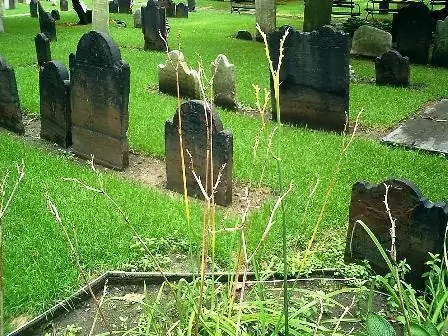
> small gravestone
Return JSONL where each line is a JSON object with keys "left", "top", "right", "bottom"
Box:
{"left": 51, "top": 9, "right": 60, "bottom": 20}
{"left": 142, "top": 0, "right": 168, "bottom": 51}
{"left": 60, "top": 0, "right": 68, "bottom": 11}
{"left": 212, "top": 54, "right": 237, "bottom": 110}
{"left": 158, "top": 50, "right": 201, "bottom": 99}
{"left": 35, "top": 33, "right": 51, "bottom": 66}
{"left": 40, "top": 61, "right": 71, "bottom": 148}
{"left": 0, "top": 56, "right": 24, "bottom": 135}
{"left": 159, "top": 0, "right": 175, "bottom": 17}
{"left": 345, "top": 179, "right": 448, "bottom": 289}
{"left": 268, "top": 25, "right": 349, "bottom": 132}
{"left": 236, "top": 30, "right": 253, "bottom": 41}
{"left": 393, "top": 3, "right": 432, "bottom": 64}
{"left": 431, "top": 17, "right": 448, "bottom": 67}
{"left": 30, "top": 0, "right": 38, "bottom": 17}
{"left": 109, "top": 0, "right": 118, "bottom": 12}
{"left": 38, "top": 2, "right": 57, "bottom": 41}
{"left": 118, "top": 0, "right": 131, "bottom": 13}
{"left": 350, "top": 25, "right": 392, "bottom": 58}
{"left": 165, "top": 100, "right": 233, "bottom": 206}
{"left": 70, "top": 31, "right": 130, "bottom": 170}
{"left": 175, "top": 3, "right": 188, "bottom": 17}
{"left": 375, "top": 50, "right": 409, "bottom": 87}
{"left": 187, "top": 0, "right": 194, "bottom": 11}
{"left": 133, "top": 8, "right": 141, "bottom": 28}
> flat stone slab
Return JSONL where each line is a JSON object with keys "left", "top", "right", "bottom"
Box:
{"left": 382, "top": 99, "right": 448, "bottom": 154}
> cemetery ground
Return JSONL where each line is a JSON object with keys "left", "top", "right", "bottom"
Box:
{"left": 2, "top": 0, "right": 448, "bottom": 334}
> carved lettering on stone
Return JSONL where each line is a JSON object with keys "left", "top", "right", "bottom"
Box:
{"left": 133, "top": 7, "right": 141, "bottom": 28}
{"left": 38, "top": 2, "right": 57, "bottom": 41}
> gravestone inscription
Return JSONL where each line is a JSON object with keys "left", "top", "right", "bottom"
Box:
{"left": 70, "top": 31, "right": 130, "bottom": 170}
{"left": 375, "top": 50, "right": 410, "bottom": 87}
{"left": 35, "top": 33, "right": 52, "bottom": 66}
{"left": 142, "top": 0, "right": 168, "bottom": 51}
{"left": 165, "top": 100, "right": 233, "bottom": 206}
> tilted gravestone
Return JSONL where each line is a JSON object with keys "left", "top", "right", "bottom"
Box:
{"left": 268, "top": 25, "right": 349, "bottom": 132}
{"left": 70, "top": 31, "right": 130, "bottom": 170}
{"left": 165, "top": 100, "right": 233, "bottom": 206}
{"left": 345, "top": 179, "right": 448, "bottom": 289}
{"left": 30, "top": 0, "right": 38, "bottom": 17}
{"left": 38, "top": 2, "right": 57, "bottom": 41}
{"left": 0, "top": 56, "right": 24, "bottom": 135}
{"left": 375, "top": 50, "right": 410, "bottom": 87}
{"left": 35, "top": 33, "right": 52, "bottom": 67}
{"left": 236, "top": 30, "right": 253, "bottom": 41}
{"left": 60, "top": 0, "right": 68, "bottom": 11}
{"left": 40, "top": 61, "right": 71, "bottom": 148}
{"left": 393, "top": 3, "right": 432, "bottom": 64}
{"left": 159, "top": 0, "right": 175, "bottom": 17}
{"left": 431, "top": 17, "right": 448, "bottom": 67}
{"left": 175, "top": 3, "right": 188, "bottom": 18}
{"left": 142, "top": 0, "right": 168, "bottom": 51}
{"left": 212, "top": 54, "right": 237, "bottom": 110}
{"left": 158, "top": 50, "right": 201, "bottom": 99}
{"left": 350, "top": 25, "right": 392, "bottom": 58}
{"left": 109, "top": 0, "right": 119, "bottom": 13}
{"left": 133, "top": 8, "right": 141, "bottom": 28}
{"left": 51, "top": 9, "right": 61, "bottom": 20}
{"left": 118, "top": 0, "right": 131, "bottom": 13}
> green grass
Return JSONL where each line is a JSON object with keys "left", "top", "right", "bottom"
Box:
{"left": 2, "top": 1, "right": 448, "bottom": 332}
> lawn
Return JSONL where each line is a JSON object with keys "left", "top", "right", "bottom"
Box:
{"left": 1, "top": 0, "right": 448, "bottom": 332}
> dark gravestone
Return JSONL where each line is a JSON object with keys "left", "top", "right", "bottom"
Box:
{"left": 236, "top": 30, "right": 253, "bottom": 41}
{"left": 8, "top": 0, "right": 15, "bottom": 10}
{"left": 70, "top": 31, "right": 130, "bottom": 170}
{"left": 109, "top": 0, "right": 119, "bottom": 13}
{"left": 35, "top": 33, "right": 52, "bottom": 67}
{"left": 345, "top": 179, "right": 447, "bottom": 289}
{"left": 40, "top": 61, "right": 71, "bottom": 148}
{"left": 187, "top": 0, "right": 195, "bottom": 11}
{"left": 60, "top": 0, "right": 68, "bottom": 11}
{"left": 268, "top": 25, "right": 349, "bottom": 132}
{"left": 393, "top": 3, "right": 432, "bottom": 64}
{"left": 431, "top": 17, "right": 448, "bottom": 67}
{"left": 38, "top": 2, "right": 57, "bottom": 41}
{"left": 159, "top": 0, "right": 175, "bottom": 17}
{"left": 118, "top": 0, "right": 131, "bottom": 13}
{"left": 72, "top": 0, "right": 89, "bottom": 24}
{"left": 142, "top": 0, "right": 168, "bottom": 51}
{"left": 165, "top": 100, "right": 233, "bottom": 206}
{"left": 0, "top": 57, "right": 24, "bottom": 135}
{"left": 175, "top": 3, "right": 188, "bottom": 18}
{"left": 51, "top": 9, "right": 60, "bottom": 20}
{"left": 30, "top": 0, "right": 38, "bottom": 18}
{"left": 375, "top": 50, "right": 409, "bottom": 87}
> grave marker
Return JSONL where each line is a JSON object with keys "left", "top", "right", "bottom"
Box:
{"left": 159, "top": 0, "right": 175, "bottom": 17}
{"left": 431, "top": 17, "right": 448, "bottom": 67}
{"left": 375, "top": 50, "right": 410, "bottom": 87}
{"left": 70, "top": 31, "right": 130, "bottom": 170}
{"left": 35, "top": 33, "right": 52, "bottom": 66}
{"left": 165, "top": 100, "right": 233, "bottom": 206}
{"left": 175, "top": 3, "right": 188, "bottom": 17}
{"left": 118, "top": 0, "right": 131, "bottom": 13}
{"left": 133, "top": 8, "right": 141, "bottom": 28}
{"left": 38, "top": 2, "right": 57, "bottom": 41}
{"left": 212, "top": 54, "right": 237, "bottom": 110}
{"left": 60, "top": 0, "right": 68, "bottom": 11}
{"left": 142, "top": 0, "right": 168, "bottom": 51}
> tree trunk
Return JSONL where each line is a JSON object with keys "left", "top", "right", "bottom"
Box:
{"left": 92, "top": 0, "right": 109, "bottom": 33}
{"left": 303, "top": 0, "right": 332, "bottom": 32}
{"left": 255, "top": 0, "right": 276, "bottom": 41}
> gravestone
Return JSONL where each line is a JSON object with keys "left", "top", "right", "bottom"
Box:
{"left": 375, "top": 50, "right": 409, "bottom": 87}
{"left": 431, "top": 17, "right": 448, "bottom": 67}
{"left": 268, "top": 25, "right": 349, "bottom": 132}
{"left": 302, "top": 0, "right": 331, "bottom": 32}
{"left": 60, "top": 0, "right": 68, "bottom": 11}
{"left": 70, "top": 31, "right": 130, "bottom": 170}
{"left": 236, "top": 30, "right": 253, "bottom": 40}
{"left": 158, "top": 50, "right": 201, "bottom": 99}
{"left": 175, "top": 2, "right": 188, "bottom": 17}
{"left": 255, "top": 0, "right": 276, "bottom": 41}
{"left": 187, "top": 0, "right": 194, "bottom": 11}
{"left": 35, "top": 33, "right": 52, "bottom": 66}
{"left": 159, "top": 0, "right": 175, "bottom": 17}
{"left": 133, "top": 8, "right": 141, "bottom": 28}
{"left": 38, "top": 2, "right": 57, "bottom": 40}
{"left": 212, "top": 54, "right": 237, "bottom": 110}
{"left": 40, "top": 61, "right": 71, "bottom": 148}
{"left": 142, "top": 0, "right": 168, "bottom": 51}
{"left": 345, "top": 179, "right": 448, "bottom": 289}
{"left": 350, "top": 25, "right": 392, "bottom": 57}
{"left": 109, "top": 0, "right": 118, "bottom": 12}
{"left": 118, "top": 0, "right": 131, "bottom": 13}
{"left": 165, "top": 100, "right": 233, "bottom": 206}
{"left": 393, "top": 3, "right": 432, "bottom": 64}
{"left": 0, "top": 56, "right": 24, "bottom": 135}
{"left": 51, "top": 9, "right": 60, "bottom": 20}
{"left": 30, "top": 0, "right": 38, "bottom": 17}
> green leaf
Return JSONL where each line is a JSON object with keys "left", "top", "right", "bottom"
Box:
{"left": 409, "top": 322, "right": 432, "bottom": 336}
{"left": 422, "top": 320, "right": 441, "bottom": 336}
{"left": 366, "top": 312, "right": 396, "bottom": 336}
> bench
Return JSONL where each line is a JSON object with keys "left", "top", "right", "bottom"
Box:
{"left": 365, "top": 0, "right": 421, "bottom": 17}
{"left": 230, "top": 0, "right": 255, "bottom": 13}
{"left": 429, "top": 0, "right": 448, "bottom": 10}
{"left": 332, "top": 0, "right": 361, "bottom": 16}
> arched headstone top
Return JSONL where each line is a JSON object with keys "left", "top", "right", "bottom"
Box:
{"left": 213, "top": 54, "right": 233, "bottom": 68}
{"left": 75, "top": 31, "right": 122, "bottom": 67}
{"left": 42, "top": 61, "right": 69, "bottom": 81}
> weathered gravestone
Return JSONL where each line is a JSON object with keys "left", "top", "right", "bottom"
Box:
{"left": 70, "top": 31, "right": 130, "bottom": 170}
{"left": 0, "top": 56, "right": 24, "bottom": 135}
{"left": 158, "top": 50, "right": 200, "bottom": 99}
{"left": 236, "top": 30, "right": 253, "bottom": 40}
{"left": 350, "top": 25, "right": 392, "bottom": 58}
{"left": 30, "top": 0, "right": 38, "bottom": 17}
{"left": 38, "top": 2, "right": 57, "bottom": 41}
{"left": 60, "top": 0, "right": 68, "bottom": 11}
{"left": 109, "top": 0, "right": 118, "bottom": 13}
{"left": 40, "top": 61, "right": 71, "bottom": 148}
{"left": 375, "top": 50, "right": 410, "bottom": 87}
{"left": 159, "top": 0, "right": 175, "bottom": 17}
{"left": 165, "top": 100, "right": 233, "bottom": 206}
{"left": 345, "top": 179, "right": 448, "bottom": 288}
{"left": 212, "top": 54, "right": 237, "bottom": 110}
{"left": 268, "top": 25, "right": 349, "bottom": 132}
{"left": 393, "top": 3, "right": 432, "bottom": 64}
{"left": 133, "top": 8, "right": 141, "bottom": 28}
{"left": 431, "top": 17, "right": 448, "bottom": 67}
{"left": 175, "top": 3, "right": 188, "bottom": 18}
{"left": 142, "top": 0, "right": 168, "bottom": 51}
{"left": 35, "top": 33, "right": 52, "bottom": 66}
{"left": 118, "top": 0, "right": 131, "bottom": 13}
